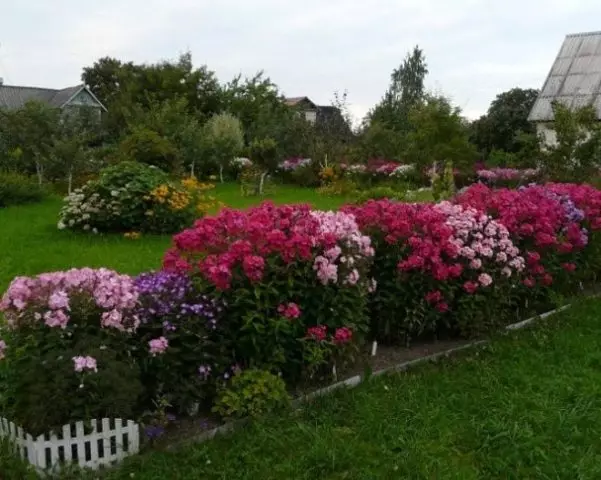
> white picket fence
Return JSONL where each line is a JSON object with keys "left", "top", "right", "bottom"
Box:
{"left": 0, "top": 417, "right": 140, "bottom": 474}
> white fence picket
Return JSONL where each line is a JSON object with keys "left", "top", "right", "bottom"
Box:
{"left": 0, "top": 417, "right": 140, "bottom": 474}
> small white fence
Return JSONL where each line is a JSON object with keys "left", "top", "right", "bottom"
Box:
{"left": 0, "top": 417, "right": 140, "bottom": 474}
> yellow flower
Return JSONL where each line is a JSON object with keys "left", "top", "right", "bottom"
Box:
{"left": 124, "top": 231, "right": 141, "bottom": 240}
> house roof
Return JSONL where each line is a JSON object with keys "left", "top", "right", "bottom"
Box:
{"left": 284, "top": 96, "right": 317, "bottom": 108}
{"left": 529, "top": 31, "right": 601, "bottom": 122}
{"left": 0, "top": 84, "right": 107, "bottom": 111}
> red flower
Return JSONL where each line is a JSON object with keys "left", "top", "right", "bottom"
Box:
{"left": 463, "top": 281, "right": 479, "bottom": 294}
{"left": 278, "top": 302, "right": 301, "bottom": 320}
{"left": 526, "top": 252, "right": 541, "bottom": 265}
{"left": 436, "top": 302, "right": 449, "bottom": 313}
{"left": 242, "top": 255, "right": 265, "bottom": 283}
{"left": 334, "top": 327, "right": 353, "bottom": 344}
{"left": 425, "top": 290, "right": 443, "bottom": 304}
{"left": 562, "top": 262, "right": 577, "bottom": 272}
{"left": 523, "top": 277, "right": 536, "bottom": 288}
{"left": 542, "top": 273, "right": 553, "bottom": 286}
{"left": 307, "top": 325, "right": 327, "bottom": 341}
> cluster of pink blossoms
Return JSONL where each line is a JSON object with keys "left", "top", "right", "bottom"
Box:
{"left": 435, "top": 201, "right": 525, "bottom": 290}
{"left": 310, "top": 211, "right": 374, "bottom": 286}
{"left": 278, "top": 302, "right": 301, "bottom": 319}
{"left": 163, "top": 203, "right": 373, "bottom": 290}
{"left": 149, "top": 336, "right": 169, "bottom": 356}
{"left": 72, "top": 356, "right": 97, "bottom": 373}
{"left": 306, "top": 325, "right": 353, "bottom": 344}
{"left": 0, "top": 268, "right": 139, "bottom": 331}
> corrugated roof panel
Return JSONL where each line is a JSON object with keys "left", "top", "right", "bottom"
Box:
{"left": 551, "top": 57, "right": 572, "bottom": 75}
{"left": 561, "top": 74, "right": 586, "bottom": 95}
{"left": 576, "top": 72, "right": 601, "bottom": 94}
{"left": 571, "top": 95, "right": 594, "bottom": 109}
{"left": 594, "top": 95, "right": 601, "bottom": 116}
{"left": 528, "top": 98, "right": 553, "bottom": 121}
{"left": 541, "top": 76, "right": 564, "bottom": 96}
{"left": 578, "top": 35, "right": 601, "bottom": 56}
{"left": 555, "top": 96, "right": 574, "bottom": 108}
{"left": 570, "top": 56, "right": 592, "bottom": 74}
{"left": 559, "top": 36, "right": 582, "bottom": 58}
{"left": 588, "top": 54, "right": 601, "bottom": 72}
{"left": 529, "top": 32, "right": 601, "bottom": 121}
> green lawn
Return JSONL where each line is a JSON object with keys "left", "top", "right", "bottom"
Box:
{"left": 0, "top": 184, "right": 350, "bottom": 291}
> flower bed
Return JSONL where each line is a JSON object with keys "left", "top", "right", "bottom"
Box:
{"left": 2, "top": 182, "right": 601, "bottom": 470}
{"left": 476, "top": 167, "right": 540, "bottom": 187}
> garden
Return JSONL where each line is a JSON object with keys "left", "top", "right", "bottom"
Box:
{"left": 3, "top": 46, "right": 601, "bottom": 478}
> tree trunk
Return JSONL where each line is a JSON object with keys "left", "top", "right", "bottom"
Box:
{"left": 190, "top": 161, "right": 195, "bottom": 178}
{"left": 67, "top": 169, "right": 73, "bottom": 195}
{"left": 219, "top": 165, "right": 224, "bottom": 183}
{"left": 259, "top": 171, "right": 268, "bottom": 195}
{"left": 35, "top": 161, "right": 43, "bottom": 185}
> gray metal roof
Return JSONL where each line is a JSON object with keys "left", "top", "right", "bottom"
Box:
{"left": 529, "top": 31, "right": 601, "bottom": 121}
{"left": 0, "top": 84, "right": 106, "bottom": 111}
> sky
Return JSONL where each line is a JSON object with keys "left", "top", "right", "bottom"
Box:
{"left": 1, "top": 0, "right": 601, "bottom": 123}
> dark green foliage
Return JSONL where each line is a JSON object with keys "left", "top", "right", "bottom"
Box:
{"left": 369, "top": 46, "right": 428, "bottom": 133}
{"left": 213, "top": 369, "right": 290, "bottom": 420}
{"left": 0, "top": 172, "right": 47, "bottom": 207}
{"left": 543, "top": 103, "right": 601, "bottom": 182}
{"left": 0, "top": 325, "right": 142, "bottom": 436}
{"left": 350, "top": 186, "right": 406, "bottom": 204}
{"left": 405, "top": 96, "right": 477, "bottom": 172}
{"left": 431, "top": 160, "right": 456, "bottom": 201}
{"left": 470, "top": 87, "right": 540, "bottom": 160}
{"left": 119, "top": 127, "right": 180, "bottom": 173}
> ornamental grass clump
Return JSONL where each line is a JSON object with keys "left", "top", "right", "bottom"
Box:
{"left": 0, "top": 268, "right": 143, "bottom": 435}
{"left": 163, "top": 202, "right": 375, "bottom": 382}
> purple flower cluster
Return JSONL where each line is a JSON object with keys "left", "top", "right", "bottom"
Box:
{"left": 135, "top": 271, "right": 222, "bottom": 332}
{"left": 542, "top": 189, "right": 588, "bottom": 245}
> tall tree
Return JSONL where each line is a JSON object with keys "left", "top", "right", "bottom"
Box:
{"left": 404, "top": 95, "right": 478, "bottom": 171}
{"left": 368, "top": 46, "right": 428, "bottom": 132}
{"left": 471, "top": 87, "right": 539, "bottom": 157}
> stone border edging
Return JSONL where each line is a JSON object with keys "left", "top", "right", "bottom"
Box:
{"left": 168, "top": 303, "right": 572, "bottom": 450}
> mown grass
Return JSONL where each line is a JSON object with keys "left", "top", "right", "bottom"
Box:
{"left": 5, "top": 298, "right": 601, "bottom": 479}
{"left": 0, "top": 184, "right": 350, "bottom": 291}
{"left": 101, "top": 298, "right": 601, "bottom": 479}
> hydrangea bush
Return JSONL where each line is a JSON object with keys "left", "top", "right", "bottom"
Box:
{"left": 163, "top": 202, "right": 374, "bottom": 381}
{"left": 58, "top": 162, "right": 216, "bottom": 234}
{"left": 0, "top": 268, "right": 143, "bottom": 435}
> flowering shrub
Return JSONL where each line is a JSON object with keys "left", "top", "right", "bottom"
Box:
{"left": 340, "top": 159, "right": 415, "bottom": 187}
{"left": 163, "top": 202, "right": 374, "bottom": 381}
{"left": 344, "top": 199, "right": 525, "bottom": 341}
{"left": 279, "top": 158, "right": 312, "bottom": 172}
{"left": 476, "top": 167, "right": 540, "bottom": 187}
{"left": 58, "top": 162, "right": 217, "bottom": 234}
{"left": 456, "top": 183, "right": 589, "bottom": 292}
{"left": 0, "top": 268, "right": 143, "bottom": 435}
{"left": 133, "top": 271, "right": 225, "bottom": 412}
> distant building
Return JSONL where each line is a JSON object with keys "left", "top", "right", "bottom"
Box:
{"left": 0, "top": 80, "right": 107, "bottom": 119}
{"left": 529, "top": 31, "right": 601, "bottom": 147}
{"left": 284, "top": 96, "right": 351, "bottom": 136}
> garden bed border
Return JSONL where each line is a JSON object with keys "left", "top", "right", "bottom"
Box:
{"left": 170, "top": 302, "right": 573, "bottom": 450}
